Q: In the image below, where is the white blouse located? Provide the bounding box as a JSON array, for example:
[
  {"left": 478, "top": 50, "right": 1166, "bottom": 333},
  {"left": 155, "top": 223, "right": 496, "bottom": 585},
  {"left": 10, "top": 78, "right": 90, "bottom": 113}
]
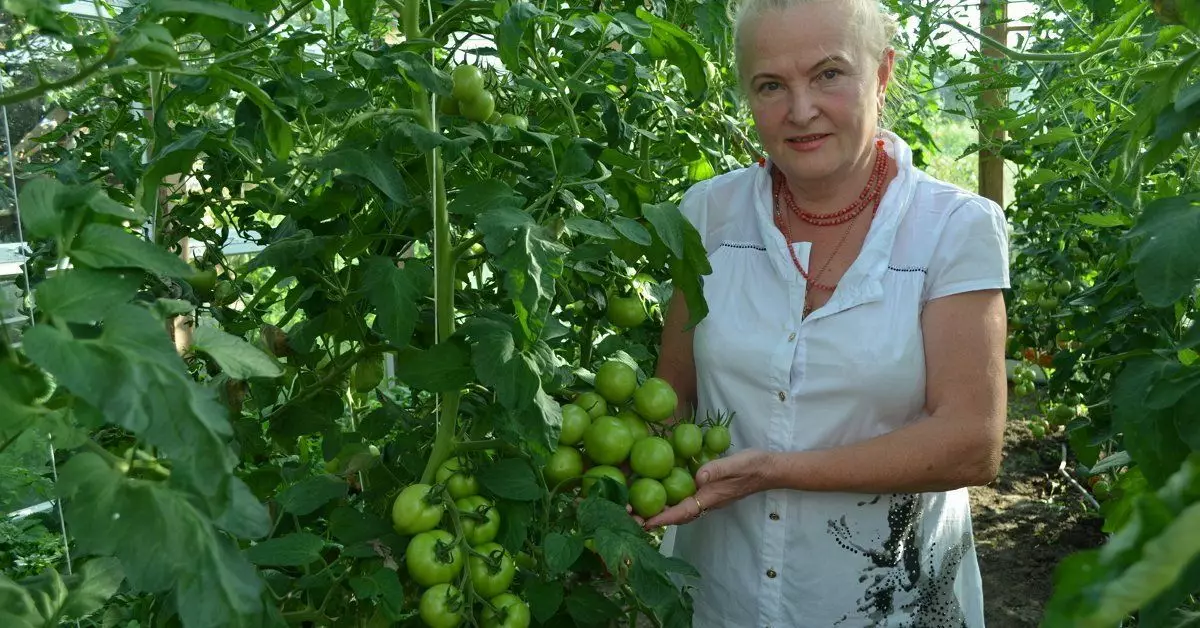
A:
[{"left": 660, "top": 130, "right": 1011, "bottom": 627}]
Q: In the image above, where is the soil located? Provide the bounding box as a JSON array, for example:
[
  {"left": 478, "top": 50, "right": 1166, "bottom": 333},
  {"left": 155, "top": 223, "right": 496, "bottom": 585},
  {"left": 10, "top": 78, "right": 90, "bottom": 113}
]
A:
[{"left": 971, "top": 398, "right": 1109, "bottom": 628}]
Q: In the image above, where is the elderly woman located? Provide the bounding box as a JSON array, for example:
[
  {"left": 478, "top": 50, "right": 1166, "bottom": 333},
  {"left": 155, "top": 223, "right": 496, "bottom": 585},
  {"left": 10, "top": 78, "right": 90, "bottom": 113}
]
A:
[{"left": 643, "top": 0, "right": 1011, "bottom": 626}]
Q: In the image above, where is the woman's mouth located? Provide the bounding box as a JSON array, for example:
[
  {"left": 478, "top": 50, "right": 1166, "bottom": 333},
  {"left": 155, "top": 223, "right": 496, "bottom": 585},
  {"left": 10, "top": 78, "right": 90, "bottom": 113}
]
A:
[{"left": 785, "top": 134, "right": 830, "bottom": 151}]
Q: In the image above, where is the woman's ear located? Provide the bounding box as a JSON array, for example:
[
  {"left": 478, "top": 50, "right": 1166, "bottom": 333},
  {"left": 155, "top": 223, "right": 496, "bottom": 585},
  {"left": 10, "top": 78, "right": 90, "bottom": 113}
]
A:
[{"left": 876, "top": 47, "right": 896, "bottom": 112}]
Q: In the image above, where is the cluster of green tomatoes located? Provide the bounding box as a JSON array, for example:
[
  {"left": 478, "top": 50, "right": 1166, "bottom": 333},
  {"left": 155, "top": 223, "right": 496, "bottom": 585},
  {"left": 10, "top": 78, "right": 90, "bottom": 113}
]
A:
[
  {"left": 390, "top": 459, "right": 525, "bottom": 628},
  {"left": 544, "top": 360, "right": 734, "bottom": 519},
  {"left": 439, "top": 64, "right": 528, "bottom": 129}
]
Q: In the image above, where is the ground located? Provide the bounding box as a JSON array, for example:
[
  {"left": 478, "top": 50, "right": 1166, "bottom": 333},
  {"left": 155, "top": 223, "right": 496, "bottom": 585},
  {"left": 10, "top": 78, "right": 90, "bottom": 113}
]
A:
[{"left": 971, "top": 400, "right": 1108, "bottom": 627}]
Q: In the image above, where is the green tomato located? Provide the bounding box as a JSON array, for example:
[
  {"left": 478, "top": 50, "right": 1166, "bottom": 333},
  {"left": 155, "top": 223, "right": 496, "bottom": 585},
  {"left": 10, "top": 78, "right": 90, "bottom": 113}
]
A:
[
  {"left": 1092, "top": 479, "right": 1111, "bottom": 500},
  {"left": 419, "top": 584, "right": 465, "bottom": 628},
  {"left": 468, "top": 543, "right": 516, "bottom": 598},
  {"left": 633, "top": 378, "right": 678, "bottom": 423},
  {"left": 352, "top": 358, "right": 385, "bottom": 392},
  {"left": 450, "top": 65, "right": 485, "bottom": 102},
  {"left": 671, "top": 424, "right": 703, "bottom": 459},
  {"left": 581, "top": 465, "right": 626, "bottom": 497},
  {"left": 1053, "top": 279, "right": 1072, "bottom": 296},
  {"left": 436, "top": 457, "right": 480, "bottom": 500},
  {"left": 1015, "top": 382, "right": 1034, "bottom": 397},
  {"left": 438, "top": 95, "right": 461, "bottom": 116},
  {"left": 630, "top": 437, "right": 675, "bottom": 480},
  {"left": 615, "top": 410, "right": 650, "bottom": 442},
  {"left": 584, "top": 416, "right": 634, "bottom": 465},
  {"left": 455, "top": 495, "right": 500, "bottom": 546},
  {"left": 498, "top": 113, "right": 529, "bottom": 130},
  {"left": 559, "top": 404, "right": 592, "bottom": 446},
  {"left": 629, "top": 478, "right": 667, "bottom": 518},
  {"left": 391, "top": 484, "right": 445, "bottom": 535},
  {"left": 460, "top": 90, "right": 496, "bottom": 123},
  {"left": 704, "top": 425, "right": 732, "bottom": 455},
  {"left": 661, "top": 467, "right": 697, "bottom": 506},
  {"left": 406, "top": 530, "right": 463, "bottom": 587},
  {"left": 186, "top": 268, "right": 218, "bottom": 300},
  {"left": 607, "top": 295, "right": 647, "bottom": 328},
  {"left": 482, "top": 593, "right": 531, "bottom": 628},
  {"left": 1029, "top": 422, "right": 1046, "bottom": 439},
  {"left": 595, "top": 360, "right": 638, "bottom": 405},
  {"left": 1050, "top": 404, "right": 1076, "bottom": 425},
  {"left": 688, "top": 449, "right": 715, "bottom": 474},
  {"left": 574, "top": 391, "right": 608, "bottom": 418},
  {"left": 543, "top": 447, "right": 584, "bottom": 487}
]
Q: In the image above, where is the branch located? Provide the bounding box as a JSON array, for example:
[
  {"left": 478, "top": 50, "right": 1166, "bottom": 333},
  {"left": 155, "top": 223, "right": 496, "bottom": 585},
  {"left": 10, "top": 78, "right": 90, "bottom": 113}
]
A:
[
  {"left": 0, "top": 48, "right": 116, "bottom": 106},
  {"left": 941, "top": 19, "right": 1119, "bottom": 63},
  {"left": 426, "top": 0, "right": 493, "bottom": 40}
]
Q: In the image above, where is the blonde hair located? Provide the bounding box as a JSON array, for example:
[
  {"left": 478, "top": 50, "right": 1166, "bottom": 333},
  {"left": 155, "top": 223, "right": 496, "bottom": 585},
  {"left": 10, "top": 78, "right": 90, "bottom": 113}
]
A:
[{"left": 728, "top": 0, "right": 900, "bottom": 87}]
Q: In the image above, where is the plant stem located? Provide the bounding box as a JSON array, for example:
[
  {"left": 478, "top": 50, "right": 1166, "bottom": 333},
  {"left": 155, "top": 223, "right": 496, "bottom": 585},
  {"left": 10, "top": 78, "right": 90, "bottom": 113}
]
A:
[
  {"left": 942, "top": 19, "right": 1120, "bottom": 62},
  {"left": 0, "top": 48, "right": 116, "bottom": 105},
  {"left": 425, "top": 0, "right": 493, "bottom": 40}
]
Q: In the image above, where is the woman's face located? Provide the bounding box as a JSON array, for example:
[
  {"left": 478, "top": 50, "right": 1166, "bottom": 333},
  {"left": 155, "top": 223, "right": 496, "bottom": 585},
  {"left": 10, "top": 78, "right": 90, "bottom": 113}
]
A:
[{"left": 741, "top": 1, "right": 893, "bottom": 187}]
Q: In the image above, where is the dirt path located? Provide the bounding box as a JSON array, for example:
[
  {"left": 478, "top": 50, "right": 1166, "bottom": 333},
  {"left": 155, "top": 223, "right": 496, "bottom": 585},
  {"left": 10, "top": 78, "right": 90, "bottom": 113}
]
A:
[{"left": 971, "top": 401, "right": 1108, "bottom": 627}]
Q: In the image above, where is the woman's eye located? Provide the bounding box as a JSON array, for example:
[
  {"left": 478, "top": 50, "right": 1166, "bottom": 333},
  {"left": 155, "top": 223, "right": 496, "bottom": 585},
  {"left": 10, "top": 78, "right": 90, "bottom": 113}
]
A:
[
  {"left": 819, "top": 69, "right": 842, "bottom": 81},
  {"left": 758, "top": 81, "right": 781, "bottom": 93}
]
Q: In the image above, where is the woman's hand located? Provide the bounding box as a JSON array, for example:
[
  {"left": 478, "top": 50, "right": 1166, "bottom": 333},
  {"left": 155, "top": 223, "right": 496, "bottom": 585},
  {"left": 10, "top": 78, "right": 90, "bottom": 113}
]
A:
[{"left": 636, "top": 449, "right": 778, "bottom": 529}]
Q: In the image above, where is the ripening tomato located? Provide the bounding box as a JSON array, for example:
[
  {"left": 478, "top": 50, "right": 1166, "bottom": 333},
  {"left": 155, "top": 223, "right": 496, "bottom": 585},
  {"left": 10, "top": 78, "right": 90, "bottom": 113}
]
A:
[
  {"left": 584, "top": 416, "right": 634, "bottom": 465},
  {"left": 633, "top": 378, "right": 678, "bottom": 422},
  {"left": 630, "top": 437, "right": 675, "bottom": 480},
  {"left": 629, "top": 478, "right": 667, "bottom": 518},
  {"left": 435, "top": 457, "right": 480, "bottom": 500},
  {"left": 406, "top": 530, "right": 463, "bottom": 587},
  {"left": 391, "top": 484, "right": 445, "bottom": 535},
  {"left": 559, "top": 404, "right": 592, "bottom": 445},
  {"left": 468, "top": 543, "right": 516, "bottom": 598},
  {"left": 595, "top": 361, "right": 638, "bottom": 405},
  {"left": 456, "top": 495, "right": 500, "bottom": 546}
]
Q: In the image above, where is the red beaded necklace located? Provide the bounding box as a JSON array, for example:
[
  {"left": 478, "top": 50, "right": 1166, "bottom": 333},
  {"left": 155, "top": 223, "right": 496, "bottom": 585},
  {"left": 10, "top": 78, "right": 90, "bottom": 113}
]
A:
[{"left": 771, "top": 139, "right": 890, "bottom": 302}]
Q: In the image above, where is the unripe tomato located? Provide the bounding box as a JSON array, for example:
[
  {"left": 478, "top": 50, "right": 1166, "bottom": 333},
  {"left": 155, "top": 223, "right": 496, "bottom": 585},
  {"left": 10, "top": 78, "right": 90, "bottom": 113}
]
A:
[
  {"left": 630, "top": 437, "right": 675, "bottom": 480},
  {"left": 584, "top": 416, "right": 634, "bottom": 465},
  {"left": 1092, "top": 479, "right": 1111, "bottom": 500},
  {"left": 391, "top": 484, "right": 444, "bottom": 535},
  {"left": 574, "top": 392, "right": 608, "bottom": 418},
  {"left": 419, "top": 583, "right": 465, "bottom": 628},
  {"left": 455, "top": 495, "right": 500, "bottom": 546},
  {"left": 352, "top": 359, "right": 385, "bottom": 393},
  {"left": 661, "top": 467, "right": 697, "bottom": 505},
  {"left": 671, "top": 424, "right": 703, "bottom": 459},
  {"left": 482, "top": 592, "right": 531, "bottom": 628},
  {"left": 629, "top": 478, "right": 667, "bottom": 518},
  {"left": 559, "top": 404, "right": 591, "bottom": 446},
  {"left": 468, "top": 543, "right": 516, "bottom": 598},
  {"left": 1053, "top": 279, "right": 1072, "bottom": 296},
  {"left": 450, "top": 65, "right": 485, "bottom": 101},
  {"left": 595, "top": 360, "right": 637, "bottom": 405},
  {"left": 460, "top": 90, "right": 495, "bottom": 123},
  {"left": 543, "top": 447, "right": 584, "bottom": 487},
  {"left": 498, "top": 113, "right": 529, "bottom": 130},
  {"left": 435, "top": 457, "right": 480, "bottom": 500},
  {"left": 633, "top": 378, "right": 678, "bottom": 422},
  {"left": 582, "top": 465, "right": 626, "bottom": 497},
  {"left": 607, "top": 295, "right": 647, "bottom": 328},
  {"left": 615, "top": 410, "right": 650, "bottom": 442},
  {"left": 406, "top": 530, "right": 463, "bottom": 587},
  {"left": 186, "top": 268, "right": 218, "bottom": 301},
  {"left": 704, "top": 425, "right": 732, "bottom": 454},
  {"left": 688, "top": 449, "right": 715, "bottom": 474}
]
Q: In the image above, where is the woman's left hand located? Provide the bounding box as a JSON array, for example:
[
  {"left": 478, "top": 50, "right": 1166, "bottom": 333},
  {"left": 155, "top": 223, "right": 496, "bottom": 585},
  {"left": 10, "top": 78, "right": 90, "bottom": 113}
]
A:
[{"left": 638, "top": 449, "right": 778, "bottom": 529}]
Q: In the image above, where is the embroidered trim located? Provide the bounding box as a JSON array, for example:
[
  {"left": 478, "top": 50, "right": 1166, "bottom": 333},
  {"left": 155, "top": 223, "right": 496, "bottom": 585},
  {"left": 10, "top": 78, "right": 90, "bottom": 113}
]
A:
[
  {"left": 719, "top": 242, "right": 767, "bottom": 251},
  {"left": 888, "top": 265, "right": 927, "bottom": 274}
]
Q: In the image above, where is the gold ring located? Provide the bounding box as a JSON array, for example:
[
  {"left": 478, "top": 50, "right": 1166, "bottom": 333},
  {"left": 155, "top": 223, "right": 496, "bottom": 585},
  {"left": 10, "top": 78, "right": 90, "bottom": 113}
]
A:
[{"left": 693, "top": 495, "right": 706, "bottom": 517}]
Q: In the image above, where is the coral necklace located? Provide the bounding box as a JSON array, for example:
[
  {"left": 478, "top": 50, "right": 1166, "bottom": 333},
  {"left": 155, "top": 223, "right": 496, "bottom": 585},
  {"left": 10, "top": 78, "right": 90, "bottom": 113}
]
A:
[{"left": 771, "top": 139, "right": 890, "bottom": 314}]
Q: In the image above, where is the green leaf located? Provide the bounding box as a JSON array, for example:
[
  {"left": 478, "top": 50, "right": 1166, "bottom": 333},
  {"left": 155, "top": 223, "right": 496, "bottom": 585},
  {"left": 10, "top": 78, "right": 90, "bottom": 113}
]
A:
[
  {"left": 58, "top": 453, "right": 263, "bottom": 627},
  {"left": 270, "top": 389, "right": 344, "bottom": 440},
  {"left": 642, "top": 203, "right": 688, "bottom": 259},
  {"left": 360, "top": 256, "right": 432, "bottom": 348},
  {"left": 543, "top": 533, "right": 584, "bottom": 576},
  {"left": 373, "top": 568, "right": 405, "bottom": 619},
  {"left": 611, "top": 216, "right": 652, "bottom": 246},
  {"left": 151, "top": 0, "right": 265, "bottom": 24},
  {"left": 525, "top": 579, "right": 564, "bottom": 624},
  {"left": 34, "top": 269, "right": 139, "bottom": 324},
  {"left": 496, "top": 2, "right": 545, "bottom": 71},
  {"left": 448, "top": 180, "right": 526, "bottom": 216},
  {"left": 478, "top": 458, "right": 542, "bottom": 501},
  {"left": 477, "top": 208, "right": 537, "bottom": 253},
  {"left": 329, "top": 505, "right": 392, "bottom": 545},
  {"left": 22, "top": 305, "right": 237, "bottom": 495},
  {"left": 1126, "top": 194, "right": 1200, "bottom": 307},
  {"left": 345, "top": 0, "right": 376, "bottom": 33},
  {"left": 1112, "top": 358, "right": 1193, "bottom": 487},
  {"left": 634, "top": 8, "right": 709, "bottom": 105},
  {"left": 214, "top": 477, "right": 272, "bottom": 540},
  {"left": 245, "top": 533, "right": 325, "bottom": 567},
  {"left": 305, "top": 149, "right": 408, "bottom": 204},
  {"left": 70, "top": 224, "right": 196, "bottom": 278},
  {"left": 1028, "top": 126, "right": 1075, "bottom": 146},
  {"left": 1079, "top": 212, "right": 1133, "bottom": 228},
  {"left": 393, "top": 341, "right": 474, "bottom": 393},
  {"left": 85, "top": 187, "right": 147, "bottom": 222},
  {"left": 565, "top": 585, "right": 624, "bottom": 626},
  {"left": 247, "top": 230, "right": 333, "bottom": 272},
  {"left": 496, "top": 227, "right": 568, "bottom": 340},
  {"left": 391, "top": 51, "right": 452, "bottom": 97},
  {"left": 0, "top": 360, "right": 49, "bottom": 439},
  {"left": 565, "top": 217, "right": 619, "bottom": 240},
  {"left": 18, "top": 177, "right": 64, "bottom": 240},
  {"left": 276, "top": 475, "right": 349, "bottom": 516},
  {"left": 61, "top": 558, "right": 125, "bottom": 620},
  {"left": 192, "top": 326, "right": 284, "bottom": 380},
  {"left": 263, "top": 110, "right": 293, "bottom": 161}
]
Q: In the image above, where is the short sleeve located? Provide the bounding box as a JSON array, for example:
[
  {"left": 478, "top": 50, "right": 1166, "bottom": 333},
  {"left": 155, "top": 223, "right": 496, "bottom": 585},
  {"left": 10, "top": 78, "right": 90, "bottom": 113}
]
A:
[
  {"left": 923, "top": 198, "right": 1011, "bottom": 302},
  {"left": 677, "top": 178, "right": 713, "bottom": 254}
]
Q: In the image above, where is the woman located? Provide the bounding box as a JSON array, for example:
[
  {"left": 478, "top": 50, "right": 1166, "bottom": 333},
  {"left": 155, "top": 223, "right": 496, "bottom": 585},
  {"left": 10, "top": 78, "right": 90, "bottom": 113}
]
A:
[{"left": 643, "top": 0, "right": 1010, "bottom": 626}]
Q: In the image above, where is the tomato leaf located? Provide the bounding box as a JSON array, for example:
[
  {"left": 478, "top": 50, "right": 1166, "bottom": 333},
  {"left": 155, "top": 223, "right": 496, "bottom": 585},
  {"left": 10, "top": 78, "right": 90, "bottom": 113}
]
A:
[
  {"left": 391, "top": 51, "right": 452, "bottom": 97},
  {"left": 304, "top": 149, "right": 409, "bottom": 205},
  {"left": 447, "top": 179, "right": 526, "bottom": 216},
  {"left": 525, "top": 579, "right": 564, "bottom": 624},
  {"left": 245, "top": 533, "right": 325, "bottom": 567},
  {"left": 477, "top": 458, "right": 542, "bottom": 501},
  {"left": 61, "top": 558, "right": 125, "bottom": 620},
  {"left": 393, "top": 341, "right": 474, "bottom": 393},
  {"left": 496, "top": 226, "right": 568, "bottom": 340},
  {"left": 565, "top": 217, "right": 619, "bottom": 240},
  {"left": 269, "top": 389, "right": 345, "bottom": 440},
  {"left": 345, "top": 0, "right": 376, "bottom": 33},
  {"left": 192, "top": 326, "right": 284, "bottom": 380},
  {"left": 372, "top": 568, "right": 406, "bottom": 620},
  {"left": 543, "top": 533, "right": 584, "bottom": 576},
  {"left": 34, "top": 269, "right": 141, "bottom": 324},
  {"left": 22, "top": 305, "right": 237, "bottom": 497},
  {"left": 247, "top": 229, "right": 334, "bottom": 273},
  {"left": 1125, "top": 194, "right": 1200, "bottom": 308},
  {"left": 58, "top": 453, "right": 265, "bottom": 627},
  {"left": 496, "top": 2, "right": 544, "bottom": 71},
  {"left": 360, "top": 256, "right": 432, "bottom": 349},
  {"left": 1111, "top": 358, "right": 1192, "bottom": 488},
  {"left": 276, "top": 475, "right": 349, "bottom": 516},
  {"left": 633, "top": 8, "right": 709, "bottom": 105},
  {"left": 476, "top": 207, "right": 537, "bottom": 254},
  {"left": 1078, "top": 212, "right": 1133, "bottom": 228},
  {"left": 17, "top": 177, "right": 64, "bottom": 240},
  {"left": 150, "top": 0, "right": 265, "bottom": 24},
  {"left": 565, "top": 584, "right": 624, "bottom": 626},
  {"left": 263, "top": 110, "right": 293, "bottom": 161},
  {"left": 329, "top": 505, "right": 392, "bottom": 545},
  {"left": 70, "top": 224, "right": 196, "bottom": 279},
  {"left": 611, "top": 216, "right": 652, "bottom": 246}
]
